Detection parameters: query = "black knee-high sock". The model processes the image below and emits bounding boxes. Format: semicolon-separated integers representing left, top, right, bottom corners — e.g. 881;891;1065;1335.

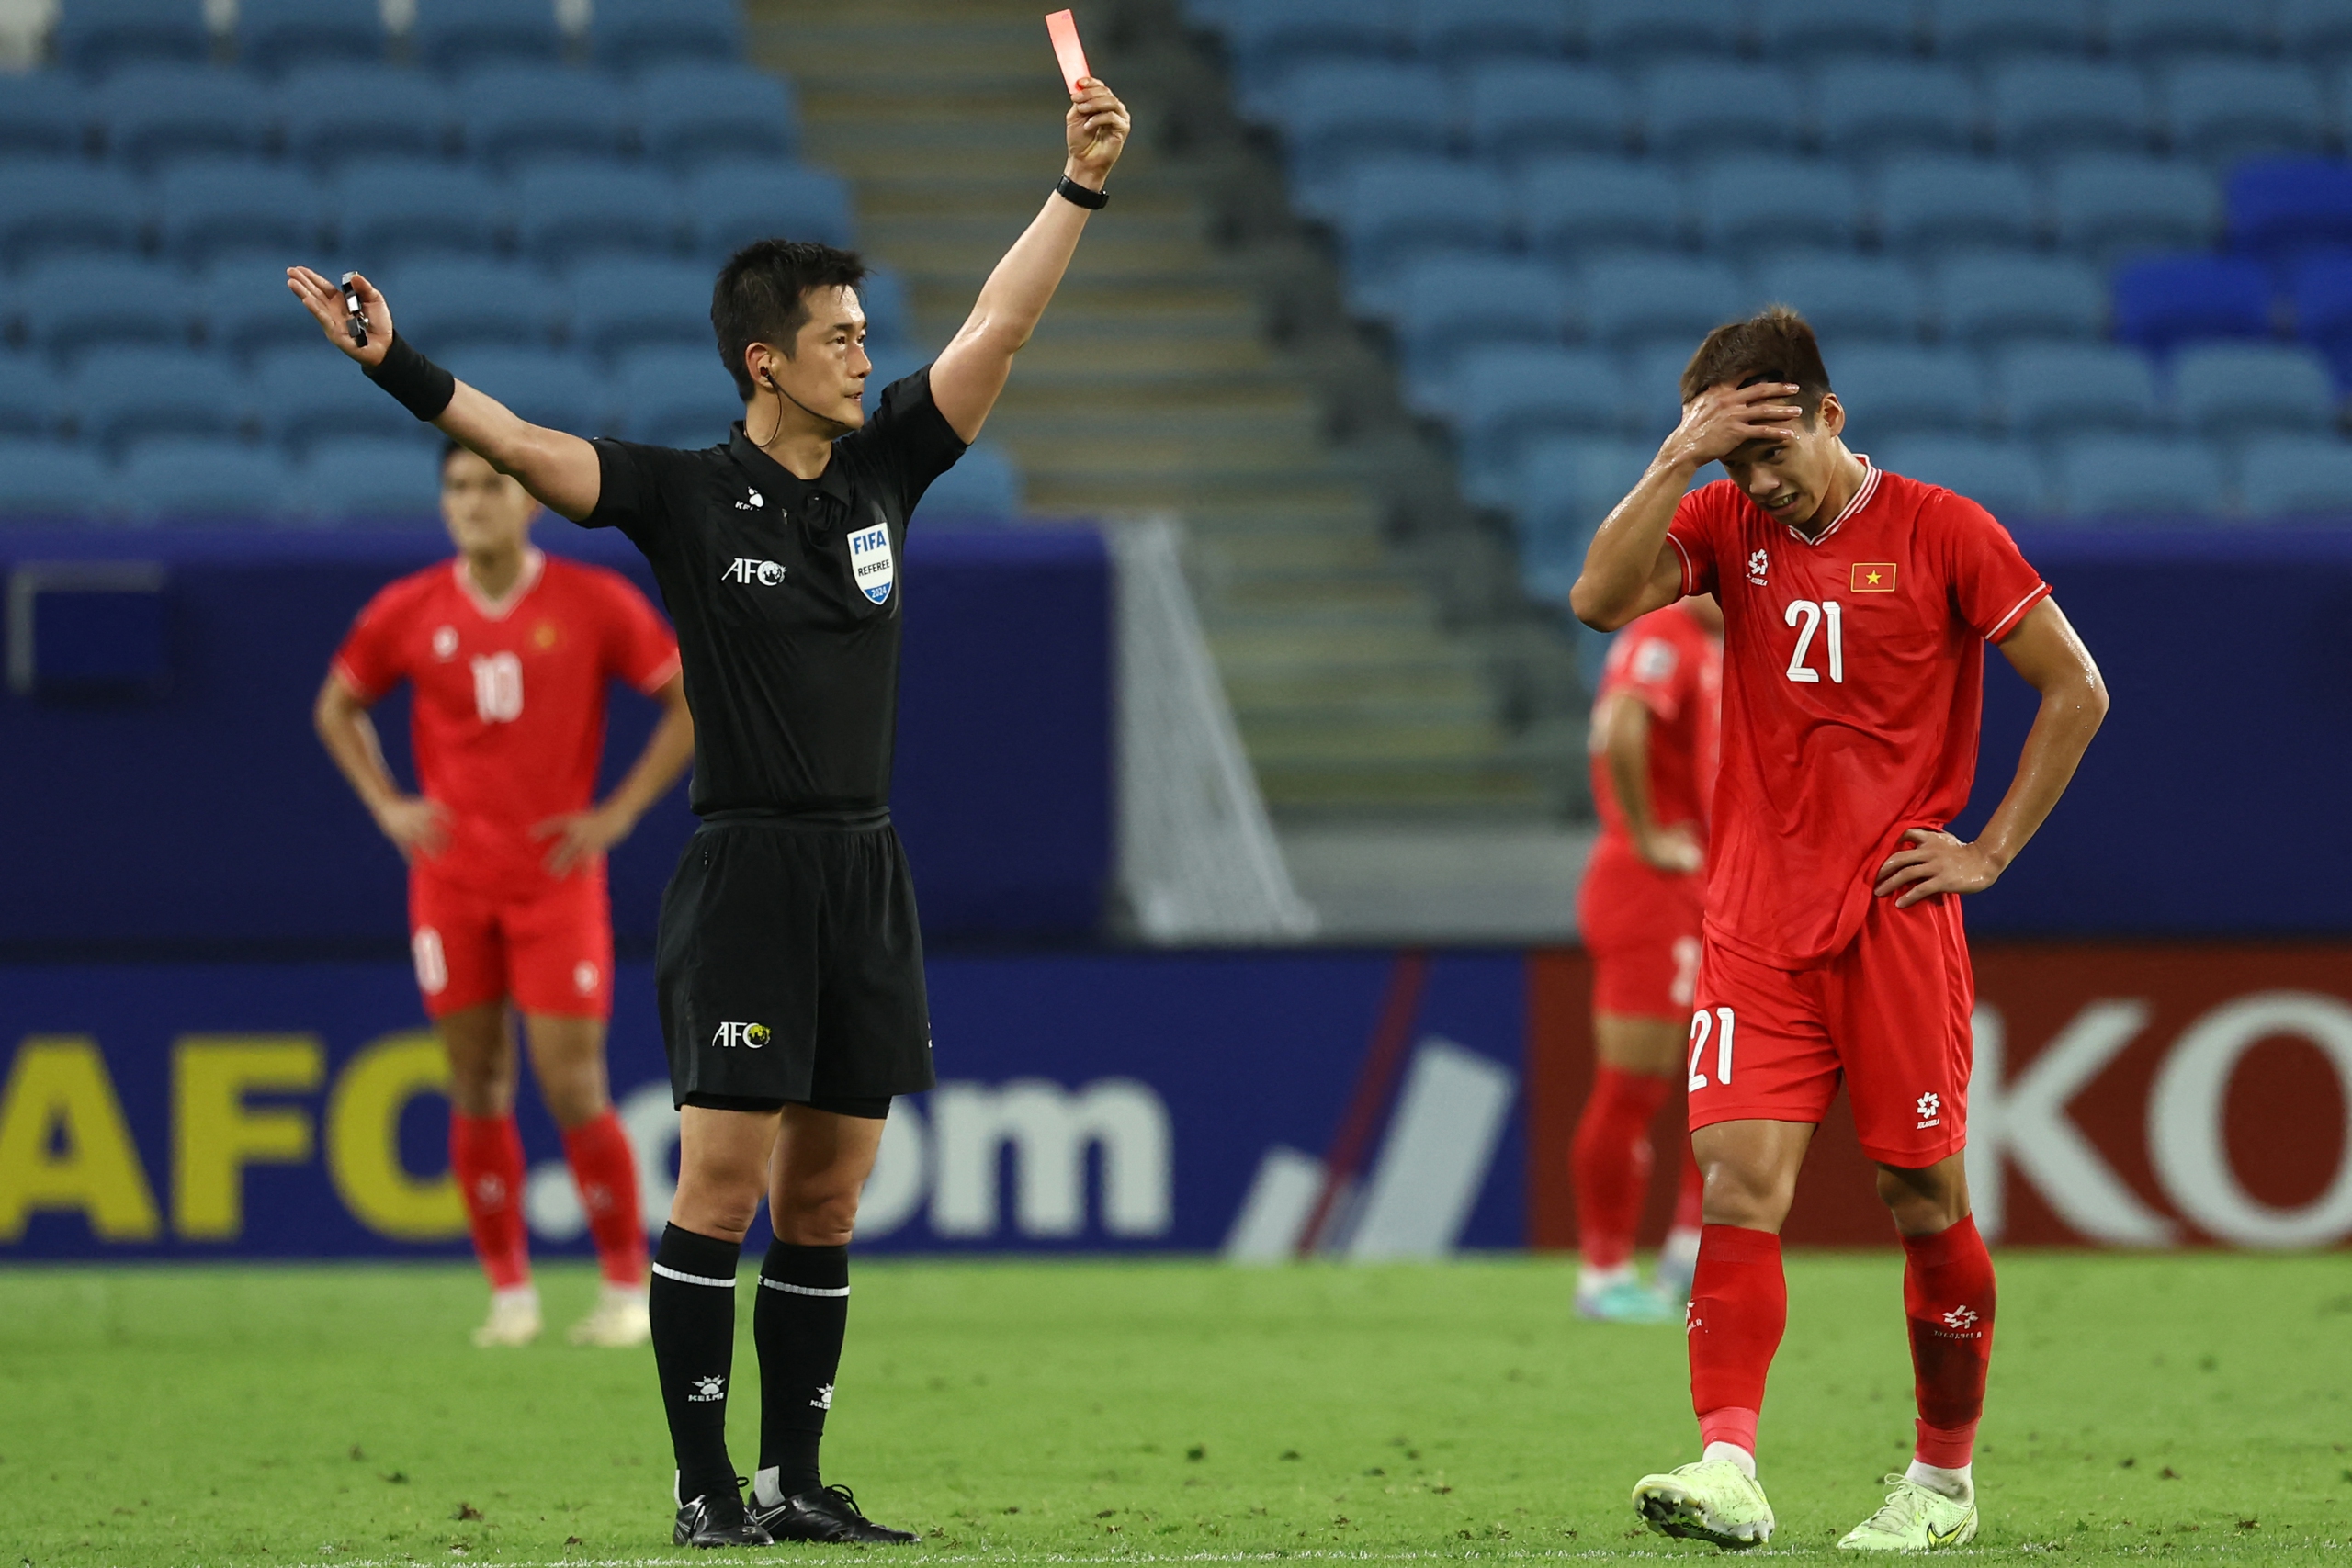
753;1242;849;1501
650;1224;742;1506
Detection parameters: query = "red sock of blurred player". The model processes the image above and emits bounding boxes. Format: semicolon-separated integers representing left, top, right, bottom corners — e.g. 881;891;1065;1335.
1688;1224;1786;1472
561;1110;646;1287
1571;1065;1669;1277
450;1111;531;1290
1902;1216;1996;1474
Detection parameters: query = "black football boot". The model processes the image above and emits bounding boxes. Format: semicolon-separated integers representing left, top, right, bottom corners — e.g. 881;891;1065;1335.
750;1484;919;1544
673;1481;772;1548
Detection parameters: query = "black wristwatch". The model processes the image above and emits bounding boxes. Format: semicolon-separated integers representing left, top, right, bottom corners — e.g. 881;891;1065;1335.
1056;174;1109;209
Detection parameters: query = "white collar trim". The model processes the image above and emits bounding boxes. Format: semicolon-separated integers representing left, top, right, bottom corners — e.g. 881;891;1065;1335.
1785;456;1877;547
455;547;545;621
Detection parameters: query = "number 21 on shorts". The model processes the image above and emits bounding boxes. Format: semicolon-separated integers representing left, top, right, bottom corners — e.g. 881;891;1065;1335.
1688;1005;1736;1090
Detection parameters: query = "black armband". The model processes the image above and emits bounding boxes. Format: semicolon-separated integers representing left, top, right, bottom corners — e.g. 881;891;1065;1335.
1055;174;1108;210
363;332;457;422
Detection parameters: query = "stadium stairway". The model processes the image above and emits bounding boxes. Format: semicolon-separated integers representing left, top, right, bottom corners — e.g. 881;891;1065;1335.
749;0;1591;833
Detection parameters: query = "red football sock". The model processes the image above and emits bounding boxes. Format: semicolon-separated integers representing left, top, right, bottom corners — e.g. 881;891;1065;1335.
562;1109;648;1287
449;1111;531;1291
1689;1224;1786;1453
1672;1145;1705;1234
1571;1065;1671;1270
1903;1215;1996;1469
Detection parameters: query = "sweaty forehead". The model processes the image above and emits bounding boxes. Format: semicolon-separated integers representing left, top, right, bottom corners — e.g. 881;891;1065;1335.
810;284;866;328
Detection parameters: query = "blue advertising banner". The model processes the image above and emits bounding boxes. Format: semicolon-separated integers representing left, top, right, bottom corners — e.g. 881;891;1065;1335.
0;953;1528;1259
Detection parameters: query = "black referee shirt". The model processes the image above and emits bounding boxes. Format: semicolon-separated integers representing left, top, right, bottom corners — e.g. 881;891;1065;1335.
581;367;968;818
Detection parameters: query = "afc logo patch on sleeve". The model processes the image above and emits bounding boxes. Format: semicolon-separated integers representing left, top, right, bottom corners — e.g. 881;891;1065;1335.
1850;562;1899;592
848;520;895;604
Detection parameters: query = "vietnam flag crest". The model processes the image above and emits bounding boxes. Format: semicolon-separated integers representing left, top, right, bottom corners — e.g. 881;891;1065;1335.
1849;562;1898;592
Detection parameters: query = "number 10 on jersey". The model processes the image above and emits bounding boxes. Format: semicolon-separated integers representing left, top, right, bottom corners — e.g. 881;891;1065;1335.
1784;598;1844;684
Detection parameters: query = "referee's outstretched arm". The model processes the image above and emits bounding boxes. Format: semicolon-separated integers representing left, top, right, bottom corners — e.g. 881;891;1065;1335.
928;76;1129;443
287;265;606;522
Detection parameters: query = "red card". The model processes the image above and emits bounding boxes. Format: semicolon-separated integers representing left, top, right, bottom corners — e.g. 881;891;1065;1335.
1046;9;1090;94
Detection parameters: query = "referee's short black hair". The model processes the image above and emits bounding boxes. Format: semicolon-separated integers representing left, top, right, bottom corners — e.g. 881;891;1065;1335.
712;239;870;400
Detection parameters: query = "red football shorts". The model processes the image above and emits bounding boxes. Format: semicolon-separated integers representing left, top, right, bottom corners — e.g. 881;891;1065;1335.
1579;841;1704;1021
1686;890;1973;1168
408;868;615;1021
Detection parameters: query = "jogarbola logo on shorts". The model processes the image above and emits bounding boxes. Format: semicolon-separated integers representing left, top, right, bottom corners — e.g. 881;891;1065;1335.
848;517;895;605
711;1021;772;1049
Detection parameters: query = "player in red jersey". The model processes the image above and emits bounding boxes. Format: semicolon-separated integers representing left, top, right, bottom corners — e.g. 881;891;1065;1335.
315;443;695;1349
1570;593;1721;1322
1570;310;2108;1551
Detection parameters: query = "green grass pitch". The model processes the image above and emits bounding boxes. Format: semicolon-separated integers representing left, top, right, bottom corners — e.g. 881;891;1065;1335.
2;1253;2346;1566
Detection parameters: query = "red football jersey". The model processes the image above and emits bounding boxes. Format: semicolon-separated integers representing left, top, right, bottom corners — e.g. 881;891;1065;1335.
1588;601;1723;852
334;548;682;897
1665;460;2049;968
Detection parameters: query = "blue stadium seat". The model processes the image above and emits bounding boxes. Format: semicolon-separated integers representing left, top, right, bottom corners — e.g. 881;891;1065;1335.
1383;256;1573;383
514;162;682;258
1812;62;1979;161
2171;343;2337;441
410;0;565;73
1986;61;2155;161
100;65;269;167
1279;63;1453;209
2104;0;2270;62
1580;254;1746;351
569;258;714;358
1586;0;1743;62
277;65;455;167
0;355;65;438
69;346;249;448
638;64;797;169
1640;62;1801;159
2054;434;2223;518
915;441;1022;523
197;254;332;361
2279;0;2352;66
2111;254;2276;355
1693;157;1862;255
615;344;740;446
1520;157;1684;261
1874;435;2049;517
1450;346;1631;506
855;266;910;347
2048;154;2222;262
1875;156;2038;254
0;440;111;520
380;258;569;350
458;66;634;168
1754;0;1920;61
17;258;193;360
2228;156;2352;265
2239;434;2352;515
1996;344;2165;438
0;160;145;266
1514;436;1653;602
254;344;420;448
292;435;446;524
237;0;385;73
1929;0;2096;64
1935;254;2106;344
1333;159;1512;282
686;161;854;256
0;73;95;158
1463;64;1630;164
117;438;293;525
591;0;746;70
334;158;506;261
1829;344;1985;439
1756;255;1925;343
53;0;211;76
2164;62;2324;166
1625;341;1702;434
156;160;323;265
441;348;612;434
1407;0;1573;67
2290;253;2352;374
1226;0;1407;110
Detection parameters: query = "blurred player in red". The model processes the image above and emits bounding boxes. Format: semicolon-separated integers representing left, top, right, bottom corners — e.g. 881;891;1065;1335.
315;443;695;1349
1570;592;1721;1322
1573;310;2107;1551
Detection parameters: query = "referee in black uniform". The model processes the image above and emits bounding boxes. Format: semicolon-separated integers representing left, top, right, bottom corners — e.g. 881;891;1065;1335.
289;74;1131;1549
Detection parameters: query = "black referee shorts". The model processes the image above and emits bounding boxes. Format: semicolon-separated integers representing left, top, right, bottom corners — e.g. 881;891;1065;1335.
655;813;935;1111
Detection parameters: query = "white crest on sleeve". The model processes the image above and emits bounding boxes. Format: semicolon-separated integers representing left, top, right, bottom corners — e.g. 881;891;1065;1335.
1632;637;1679;683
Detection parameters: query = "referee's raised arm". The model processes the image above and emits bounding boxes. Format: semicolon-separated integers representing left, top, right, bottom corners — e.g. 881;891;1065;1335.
285;265;605;522
928;76;1130;443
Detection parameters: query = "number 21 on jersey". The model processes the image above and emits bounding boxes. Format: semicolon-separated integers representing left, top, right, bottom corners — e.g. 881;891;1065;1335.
1688;1005;1735;1090
1784;598;1844;684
